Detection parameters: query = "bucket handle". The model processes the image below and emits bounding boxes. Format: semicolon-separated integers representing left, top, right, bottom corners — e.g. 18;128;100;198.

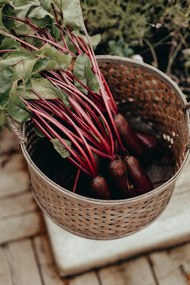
5;113;26;144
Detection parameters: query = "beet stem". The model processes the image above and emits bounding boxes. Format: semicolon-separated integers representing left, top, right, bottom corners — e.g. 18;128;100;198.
72;168;81;193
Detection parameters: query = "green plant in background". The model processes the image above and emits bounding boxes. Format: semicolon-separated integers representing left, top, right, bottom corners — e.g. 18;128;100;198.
0;110;6;128
108;38;134;58
81;0;152;45
81;0;190;81
183;49;190;74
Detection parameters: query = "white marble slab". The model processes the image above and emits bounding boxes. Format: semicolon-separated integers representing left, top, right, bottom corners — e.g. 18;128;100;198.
45;157;190;277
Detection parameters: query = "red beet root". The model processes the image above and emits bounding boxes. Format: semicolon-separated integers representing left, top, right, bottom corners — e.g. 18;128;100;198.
114;113;146;159
89;175;111;200
124;155;153;194
109;157;132;198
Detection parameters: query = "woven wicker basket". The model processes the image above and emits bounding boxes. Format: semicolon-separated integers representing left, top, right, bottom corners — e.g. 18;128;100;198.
19;56;190;240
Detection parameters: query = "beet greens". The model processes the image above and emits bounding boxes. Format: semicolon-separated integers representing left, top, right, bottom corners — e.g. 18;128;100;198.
0;0;156;199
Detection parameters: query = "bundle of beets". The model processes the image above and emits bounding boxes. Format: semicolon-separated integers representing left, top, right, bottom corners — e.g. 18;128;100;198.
0;0;166;199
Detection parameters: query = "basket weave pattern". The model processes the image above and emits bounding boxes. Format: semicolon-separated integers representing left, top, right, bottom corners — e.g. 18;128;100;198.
21;56;189;240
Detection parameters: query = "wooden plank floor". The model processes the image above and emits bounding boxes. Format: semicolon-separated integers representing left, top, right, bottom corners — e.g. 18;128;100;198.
1;129;190;285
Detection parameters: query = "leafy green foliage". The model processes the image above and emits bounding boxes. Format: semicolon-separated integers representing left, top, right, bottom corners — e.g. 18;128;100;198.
74;53;99;94
81;1;152;45
7;94;30;122
0;42;71;121
54;0;84;30
0;41;71;112
0;0;84;35
0;110;6;127
0;65;13;108
17;78;64;99
108;39;134;57
35;44;72;71
81;0;190;77
0;38;20;49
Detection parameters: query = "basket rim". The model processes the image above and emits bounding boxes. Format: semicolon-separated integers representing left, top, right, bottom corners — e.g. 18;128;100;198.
97;55;188;107
21;56;190;206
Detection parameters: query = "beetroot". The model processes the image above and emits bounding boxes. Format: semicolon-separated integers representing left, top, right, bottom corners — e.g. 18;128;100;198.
109;157;132;198
114;113;146;159
124;155;153;194
89;175;111;200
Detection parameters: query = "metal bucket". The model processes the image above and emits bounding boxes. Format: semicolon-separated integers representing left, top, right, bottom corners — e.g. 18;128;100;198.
17;56;190;240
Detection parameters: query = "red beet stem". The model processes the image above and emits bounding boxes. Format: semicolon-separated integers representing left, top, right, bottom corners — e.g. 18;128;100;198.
32;117;91;175
47;76;115;156
72;169;81;193
26;102;95;176
135;130;158;150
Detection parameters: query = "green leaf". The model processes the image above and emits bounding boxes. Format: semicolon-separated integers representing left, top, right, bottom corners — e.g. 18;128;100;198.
64;35;77;54
28;6;53;28
1;1;53;34
0;4;14;32
18;78;63;100
0;37;20;49
7;94;30;123
3;48;38;83
2;2;31;35
0;48;38;107
54;0;84;30
76;33;101;49
108;39;134;57
14;1;40;19
74;54;100;94
0;48;39;107
0;64;13;108
50;24;60;40
0;7;7;31
33;57;57;74
17;74;69;106
55;89;70;107
0;46;38;82
39;0;51;11
36;44;72;70
14;56;37;83
0;0;12;6
0;109;6;127
51;137;71;158
34;125;45;138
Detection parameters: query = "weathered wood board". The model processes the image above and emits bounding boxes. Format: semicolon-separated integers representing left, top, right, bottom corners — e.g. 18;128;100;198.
0;212;44;244
34;235;65;285
5;239;42;285
0;247;12;285
149;243;190;285
98;257;156;285
0;151;29;198
68;272;99;285
0;192;37;218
